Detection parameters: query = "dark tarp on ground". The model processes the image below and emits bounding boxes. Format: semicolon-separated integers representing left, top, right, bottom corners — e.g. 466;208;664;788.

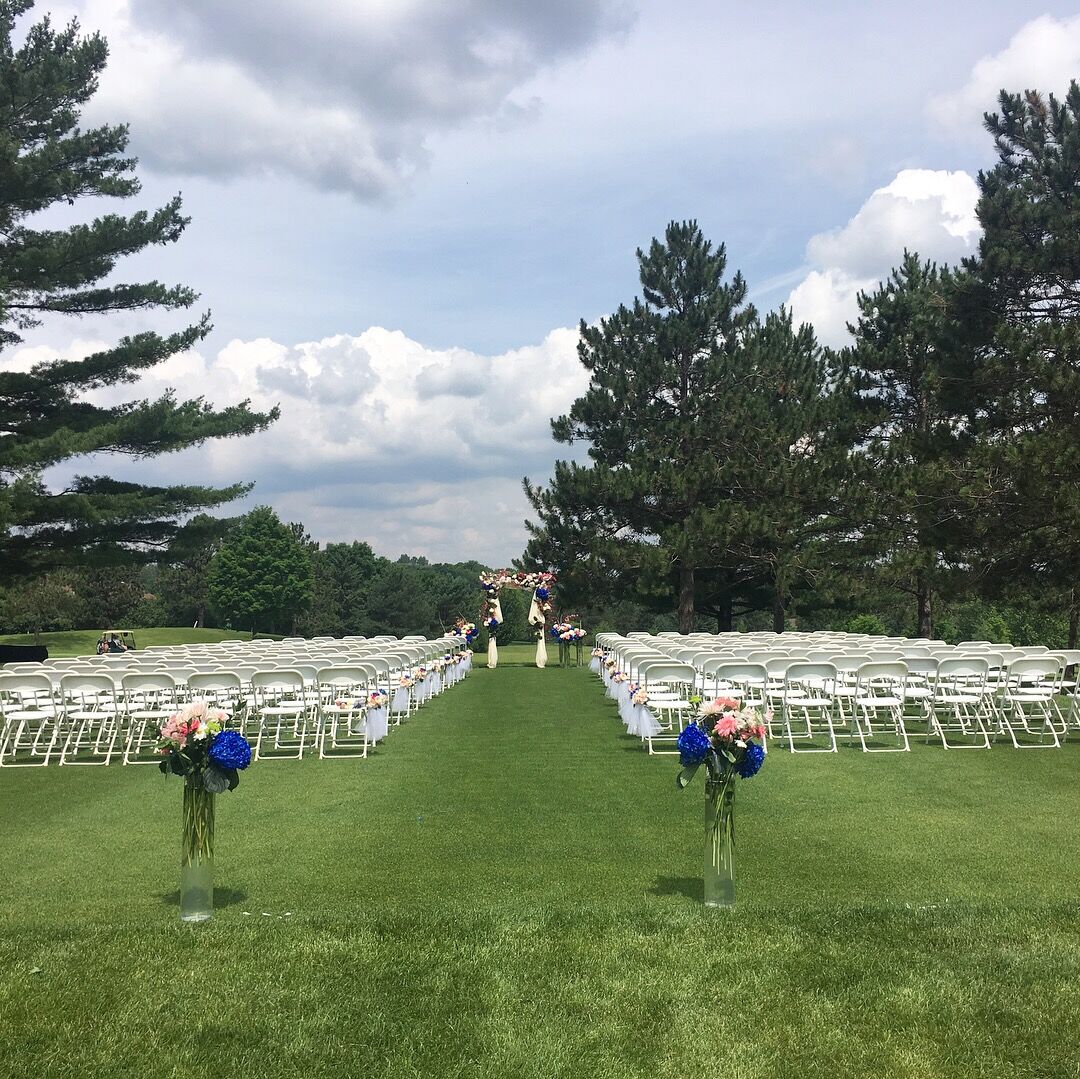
0;644;48;664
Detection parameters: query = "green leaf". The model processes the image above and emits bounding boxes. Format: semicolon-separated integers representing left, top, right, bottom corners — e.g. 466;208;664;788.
201;765;229;793
676;764;700;789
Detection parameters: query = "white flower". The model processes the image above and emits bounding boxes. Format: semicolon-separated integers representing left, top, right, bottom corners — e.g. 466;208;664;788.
193;722;210;741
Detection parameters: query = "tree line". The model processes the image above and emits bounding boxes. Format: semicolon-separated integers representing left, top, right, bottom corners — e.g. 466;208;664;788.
523;86;1080;646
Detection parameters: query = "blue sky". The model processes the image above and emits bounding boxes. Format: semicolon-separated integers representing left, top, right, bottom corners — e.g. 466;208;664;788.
20;0;1080;563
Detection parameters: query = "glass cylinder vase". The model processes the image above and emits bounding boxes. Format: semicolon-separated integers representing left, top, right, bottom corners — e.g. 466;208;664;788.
180;781;215;922
704;774;735;908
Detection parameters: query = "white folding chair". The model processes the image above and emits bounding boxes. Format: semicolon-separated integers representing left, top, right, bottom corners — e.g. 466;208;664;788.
250;670;317;760
0;674;60;767
58;674;122;765
851;662;909;752
316;666;377;758
781;662;838;753
928;658;991;749
120;673;181;765
637;661;697;754
995;657;1065;749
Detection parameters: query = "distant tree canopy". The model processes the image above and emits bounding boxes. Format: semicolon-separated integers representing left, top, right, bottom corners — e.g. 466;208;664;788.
0;0;276;582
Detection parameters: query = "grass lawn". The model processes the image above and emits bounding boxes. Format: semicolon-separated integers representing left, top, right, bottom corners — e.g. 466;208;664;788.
0;627;279;657
2;658;1080;1077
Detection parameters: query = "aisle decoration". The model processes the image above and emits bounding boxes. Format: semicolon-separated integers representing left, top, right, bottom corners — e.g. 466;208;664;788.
157;702;253;923
675;697;768;909
453;619;478;645
590;647;605;674
551;622;587;666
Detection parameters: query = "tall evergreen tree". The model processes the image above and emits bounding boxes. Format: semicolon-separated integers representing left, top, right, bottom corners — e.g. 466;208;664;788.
156;514;234;627
0;1;276;579
724;308;852;631
528;220;757;632
207;506;313;635
953;84;1080;644
845;253;971;637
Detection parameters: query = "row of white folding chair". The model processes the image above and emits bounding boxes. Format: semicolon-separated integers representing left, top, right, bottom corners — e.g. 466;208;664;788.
612;653;1069;755
0;652;461;767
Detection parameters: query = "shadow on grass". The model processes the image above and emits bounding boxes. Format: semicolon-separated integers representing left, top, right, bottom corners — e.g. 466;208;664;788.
160;887;248;908
648;876;703;902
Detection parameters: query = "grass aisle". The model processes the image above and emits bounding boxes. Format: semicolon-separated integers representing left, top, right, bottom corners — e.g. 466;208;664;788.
2;657;1080;1077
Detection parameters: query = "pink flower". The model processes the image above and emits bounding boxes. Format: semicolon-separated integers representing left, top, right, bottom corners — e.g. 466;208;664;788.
714;715;739;738
715;696;740;711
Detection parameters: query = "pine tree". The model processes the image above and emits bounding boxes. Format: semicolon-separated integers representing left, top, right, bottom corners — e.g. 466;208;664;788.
953;84;1080;644
156;514;234;627
207;507;313;635
0;1;276;579
528;220;757;632
526;222;850;633
723;308;853;631
845;253;972;637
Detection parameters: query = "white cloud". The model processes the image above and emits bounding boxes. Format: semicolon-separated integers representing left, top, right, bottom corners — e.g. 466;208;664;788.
787;169;980;348
32;326;589;565
928;14;1080;138
55;0;631;199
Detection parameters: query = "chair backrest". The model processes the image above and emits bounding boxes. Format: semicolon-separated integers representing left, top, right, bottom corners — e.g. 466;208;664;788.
855;662;908;694
936;657;988;683
638;662;696;687
709;662;768;686
59;673;117;694
786;656;833;682
0;673;55;709
120;673;178;693
1006;657;1062;683
251;669;305;691
903;657;939;677
188;672;243;693
317;666;372;690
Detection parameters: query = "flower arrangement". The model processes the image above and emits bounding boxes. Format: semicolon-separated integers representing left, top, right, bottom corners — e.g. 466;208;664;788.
632;687;650;706
158;701;253;922
485;616;499;631
676;697;767;787
676;696;769;909
158;701;252;793
453;619;479;643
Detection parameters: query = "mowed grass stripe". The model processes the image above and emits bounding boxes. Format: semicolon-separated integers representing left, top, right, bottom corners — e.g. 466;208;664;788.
2;658;1080;1077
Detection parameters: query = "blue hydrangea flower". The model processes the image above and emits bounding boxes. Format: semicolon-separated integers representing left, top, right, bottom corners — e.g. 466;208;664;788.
677;723;712;767
536;587;549;600
736;742;765;779
208;729;252;771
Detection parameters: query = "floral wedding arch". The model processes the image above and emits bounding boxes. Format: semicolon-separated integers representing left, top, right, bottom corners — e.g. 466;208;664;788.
477;570;556;669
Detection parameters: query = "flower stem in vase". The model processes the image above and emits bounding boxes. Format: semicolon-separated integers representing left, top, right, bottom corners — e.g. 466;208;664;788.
180;780;215;922
704;772;735;908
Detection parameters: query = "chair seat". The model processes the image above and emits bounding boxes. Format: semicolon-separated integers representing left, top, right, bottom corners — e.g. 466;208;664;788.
856;696;902;708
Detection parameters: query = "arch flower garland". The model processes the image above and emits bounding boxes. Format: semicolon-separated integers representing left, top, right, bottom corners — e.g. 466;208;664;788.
477;570;556;668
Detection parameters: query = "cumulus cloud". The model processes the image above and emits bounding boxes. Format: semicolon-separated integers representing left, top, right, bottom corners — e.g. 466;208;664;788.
787;169;980;348
928;14;1080;138
58;0;632;198
33;326;589;564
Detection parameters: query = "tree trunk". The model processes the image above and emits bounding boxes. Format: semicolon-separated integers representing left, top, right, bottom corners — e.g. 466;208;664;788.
1069;589;1078;650
718;592;733;633
916;575;932;638
772;589;785;633
195;603;205;629
678;564;695;634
